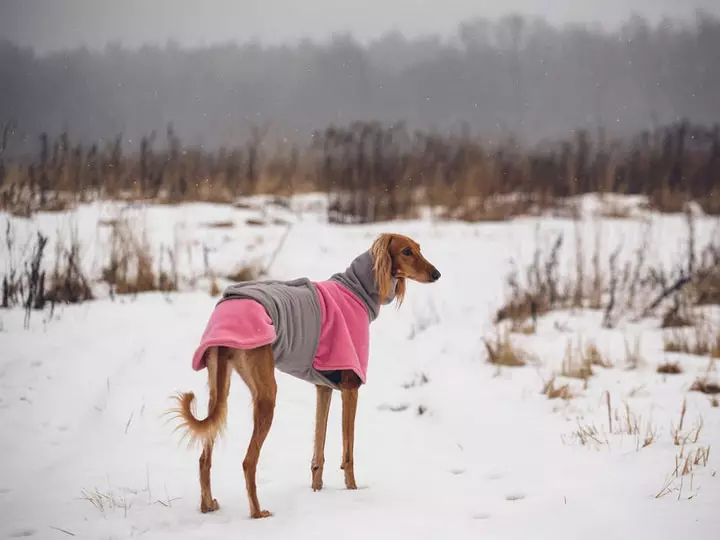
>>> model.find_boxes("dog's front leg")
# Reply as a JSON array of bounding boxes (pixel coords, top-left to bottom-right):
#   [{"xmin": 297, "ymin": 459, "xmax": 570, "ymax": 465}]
[
  {"xmin": 341, "ymin": 387, "xmax": 359, "ymax": 489},
  {"xmin": 311, "ymin": 385, "xmax": 332, "ymax": 491}
]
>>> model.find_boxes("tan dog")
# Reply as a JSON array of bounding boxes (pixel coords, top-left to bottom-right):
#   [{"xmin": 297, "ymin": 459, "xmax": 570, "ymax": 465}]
[{"xmin": 169, "ymin": 233, "xmax": 440, "ymax": 518}]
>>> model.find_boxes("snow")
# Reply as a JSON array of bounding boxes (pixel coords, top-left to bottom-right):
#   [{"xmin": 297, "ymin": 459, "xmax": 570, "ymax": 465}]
[{"xmin": 0, "ymin": 195, "xmax": 718, "ymax": 539}]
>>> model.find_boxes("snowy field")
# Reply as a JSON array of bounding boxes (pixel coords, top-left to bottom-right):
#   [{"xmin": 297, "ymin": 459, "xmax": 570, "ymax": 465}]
[{"xmin": 1, "ymin": 195, "xmax": 719, "ymax": 539}]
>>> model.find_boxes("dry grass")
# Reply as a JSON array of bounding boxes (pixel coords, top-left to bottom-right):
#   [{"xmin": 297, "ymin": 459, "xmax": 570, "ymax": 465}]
[
  {"xmin": 660, "ymin": 304, "xmax": 696, "ymax": 328},
  {"xmin": 202, "ymin": 220, "xmax": 234, "ymax": 229},
  {"xmin": 598, "ymin": 202, "xmax": 633, "ymax": 220},
  {"xmin": 101, "ymin": 218, "xmax": 177, "ymax": 295},
  {"xmin": 689, "ymin": 358, "xmax": 720, "ymax": 395},
  {"xmin": 561, "ymin": 340, "xmax": 594, "ymax": 381},
  {"xmin": 226, "ymin": 263, "xmax": 262, "ymax": 283},
  {"xmin": 482, "ymin": 332, "xmax": 528, "ymax": 367},
  {"xmin": 1, "ymin": 224, "xmax": 94, "ymax": 323},
  {"xmin": 657, "ymin": 361, "xmax": 683, "ymax": 374},
  {"xmin": 656, "ymin": 445, "xmax": 712, "ymax": 498},
  {"xmin": 694, "ymin": 266, "xmax": 720, "ymax": 307},
  {"xmin": 245, "ymin": 218, "xmax": 266, "ymax": 227},
  {"xmin": 5, "ymin": 121, "xmax": 720, "ymax": 222},
  {"xmin": 209, "ymin": 278, "xmax": 221, "ymax": 297},
  {"xmin": 440, "ymin": 196, "xmax": 537, "ymax": 223},
  {"xmin": 542, "ymin": 376, "xmax": 574, "ymax": 400},
  {"xmin": 664, "ymin": 325, "xmax": 720, "ymax": 358},
  {"xmin": 46, "ymin": 239, "xmax": 94, "ymax": 305},
  {"xmin": 624, "ymin": 334, "xmax": 645, "ymax": 370},
  {"xmin": 495, "ymin": 210, "xmax": 720, "ymax": 338},
  {"xmin": 511, "ymin": 319, "xmax": 536, "ymax": 335},
  {"xmin": 568, "ymin": 421, "xmax": 605, "ymax": 446},
  {"xmin": 690, "ymin": 379, "xmax": 720, "ymax": 395}
]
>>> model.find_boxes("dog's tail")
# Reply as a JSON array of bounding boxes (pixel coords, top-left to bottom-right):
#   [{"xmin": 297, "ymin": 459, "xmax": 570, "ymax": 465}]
[{"xmin": 169, "ymin": 347, "xmax": 232, "ymax": 447}]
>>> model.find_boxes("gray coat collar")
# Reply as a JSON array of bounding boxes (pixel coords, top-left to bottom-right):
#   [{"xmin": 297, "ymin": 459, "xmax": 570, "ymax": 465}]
[{"xmin": 328, "ymin": 250, "xmax": 396, "ymax": 322}]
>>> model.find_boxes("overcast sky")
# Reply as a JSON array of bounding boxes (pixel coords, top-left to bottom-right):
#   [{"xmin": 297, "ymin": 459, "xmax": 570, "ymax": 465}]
[{"xmin": 1, "ymin": 0, "xmax": 718, "ymax": 53}]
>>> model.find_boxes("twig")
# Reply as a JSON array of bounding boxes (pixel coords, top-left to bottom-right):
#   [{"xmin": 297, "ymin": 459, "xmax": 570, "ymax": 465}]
[
  {"xmin": 125, "ymin": 412, "xmax": 134, "ymax": 434},
  {"xmin": 641, "ymin": 275, "xmax": 692, "ymax": 318},
  {"xmin": 260, "ymin": 223, "xmax": 293, "ymax": 277},
  {"xmin": 48, "ymin": 526, "xmax": 76, "ymax": 537}
]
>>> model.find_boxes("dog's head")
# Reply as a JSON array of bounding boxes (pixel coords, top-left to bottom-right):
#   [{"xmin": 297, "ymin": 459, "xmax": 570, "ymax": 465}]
[{"xmin": 370, "ymin": 233, "xmax": 440, "ymax": 307}]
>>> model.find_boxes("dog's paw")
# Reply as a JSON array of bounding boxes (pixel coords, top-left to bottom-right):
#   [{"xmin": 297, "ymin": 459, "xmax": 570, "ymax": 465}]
[
  {"xmin": 344, "ymin": 477, "xmax": 358, "ymax": 490},
  {"xmin": 200, "ymin": 499, "xmax": 220, "ymax": 513},
  {"xmin": 251, "ymin": 509, "xmax": 273, "ymax": 519}
]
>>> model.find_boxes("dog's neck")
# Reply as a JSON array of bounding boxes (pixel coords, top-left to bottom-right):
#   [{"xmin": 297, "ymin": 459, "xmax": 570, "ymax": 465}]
[{"xmin": 328, "ymin": 250, "xmax": 396, "ymax": 322}]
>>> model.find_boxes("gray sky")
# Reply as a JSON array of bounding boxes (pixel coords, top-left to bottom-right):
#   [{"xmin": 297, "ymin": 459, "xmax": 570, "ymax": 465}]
[{"xmin": 1, "ymin": 0, "xmax": 718, "ymax": 53}]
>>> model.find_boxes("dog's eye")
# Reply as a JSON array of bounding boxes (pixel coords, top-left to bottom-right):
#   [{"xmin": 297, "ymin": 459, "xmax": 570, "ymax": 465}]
[{"xmin": 402, "ymin": 248, "xmax": 413, "ymax": 256}]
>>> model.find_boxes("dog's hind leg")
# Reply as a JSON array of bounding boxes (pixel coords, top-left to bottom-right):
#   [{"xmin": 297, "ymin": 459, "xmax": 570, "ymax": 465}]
[
  {"xmin": 199, "ymin": 440, "xmax": 218, "ymax": 513},
  {"xmin": 311, "ymin": 385, "xmax": 332, "ymax": 491},
  {"xmin": 232, "ymin": 345, "xmax": 277, "ymax": 519},
  {"xmin": 197, "ymin": 347, "xmax": 231, "ymax": 513}
]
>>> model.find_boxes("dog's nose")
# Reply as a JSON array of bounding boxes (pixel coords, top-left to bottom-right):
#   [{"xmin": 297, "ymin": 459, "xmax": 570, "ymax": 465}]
[{"xmin": 430, "ymin": 269, "xmax": 441, "ymax": 282}]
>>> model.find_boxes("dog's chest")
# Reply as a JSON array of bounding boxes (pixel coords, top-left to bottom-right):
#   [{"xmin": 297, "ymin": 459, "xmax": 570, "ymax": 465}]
[{"xmin": 312, "ymin": 281, "xmax": 371, "ymax": 384}]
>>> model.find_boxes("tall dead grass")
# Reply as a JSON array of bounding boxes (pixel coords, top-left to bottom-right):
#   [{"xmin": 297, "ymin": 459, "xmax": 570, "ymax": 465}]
[
  {"xmin": 2, "ymin": 121, "xmax": 719, "ymax": 221},
  {"xmin": 1, "ymin": 219, "xmax": 94, "ymax": 326},
  {"xmin": 101, "ymin": 218, "xmax": 177, "ymax": 295},
  {"xmin": 496, "ymin": 211, "xmax": 720, "ymax": 333}
]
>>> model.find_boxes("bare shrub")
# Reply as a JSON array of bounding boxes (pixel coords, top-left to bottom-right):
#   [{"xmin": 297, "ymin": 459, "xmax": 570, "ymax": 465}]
[
  {"xmin": 497, "ymin": 211, "xmax": 719, "ymax": 331},
  {"xmin": 1, "ymin": 221, "xmax": 95, "ymax": 326},
  {"xmin": 664, "ymin": 324, "xmax": 720, "ymax": 358},
  {"xmin": 5, "ymin": 121, "xmax": 720, "ymax": 220},
  {"xmin": 495, "ymin": 234, "xmax": 565, "ymax": 326},
  {"xmin": 101, "ymin": 218, "xmax": 176, "ymax": 295},
  {"xmin": 660, "ymin": 298, "xmax": 696, "ymax": 328},
  {"xmin": 46, "ymin": 237, "xmax": 94, "ymax": 305}
]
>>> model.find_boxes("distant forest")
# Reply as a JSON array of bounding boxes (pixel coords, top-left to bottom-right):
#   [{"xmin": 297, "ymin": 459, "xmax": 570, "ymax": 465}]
[{"xmin": 1, "ymin": 12, "xmax": 719, "ymax": 155}]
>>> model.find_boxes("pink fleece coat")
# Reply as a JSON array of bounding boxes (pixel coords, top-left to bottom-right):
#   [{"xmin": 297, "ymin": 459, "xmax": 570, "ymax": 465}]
[{"xmin": 191, "ymin": 280, "xmax": 370, "ymax": 383}]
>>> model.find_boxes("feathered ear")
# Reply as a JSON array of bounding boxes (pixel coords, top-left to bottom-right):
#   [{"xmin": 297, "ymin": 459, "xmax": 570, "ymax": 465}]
[
  {"xmin": 371, "ymin": 233, "xmax": 395, "ymax": 304},
  {"xmin": 394, "ymin": 277, "xmax": 406, "ymax": 308}
]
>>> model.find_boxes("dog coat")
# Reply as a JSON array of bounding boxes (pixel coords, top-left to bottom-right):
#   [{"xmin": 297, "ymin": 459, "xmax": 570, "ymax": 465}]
[{"xmin": 190, "ymin": 250, "xmax": 395, "ymax": 388}]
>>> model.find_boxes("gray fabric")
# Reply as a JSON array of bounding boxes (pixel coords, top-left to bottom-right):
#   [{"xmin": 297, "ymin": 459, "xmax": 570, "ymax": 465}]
[
  {"xmin": 216, "ymin": 250, "xmax": 396, "ymax": 388},
  {"xmin": 217, "ymin": 277, "xmax": 332, "ymax": 387},
  {"xmin": 328, "ymin": 250, "xmax": 396, "ymax": 322}
]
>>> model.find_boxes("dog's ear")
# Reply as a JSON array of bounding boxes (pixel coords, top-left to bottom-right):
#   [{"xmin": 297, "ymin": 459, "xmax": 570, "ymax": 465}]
[
  {"xmin": 371, "ymin": 233, "xmax": 395, "ymax": 304},
  {"xmin": 394, "ymin": 277, "xmax": 406, "ymax": 308}
]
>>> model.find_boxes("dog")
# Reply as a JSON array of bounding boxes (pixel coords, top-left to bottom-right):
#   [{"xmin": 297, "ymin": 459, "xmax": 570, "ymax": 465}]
[{"xmin": 170, "ymin": 233, "xmax": 440, "ymax": 518}]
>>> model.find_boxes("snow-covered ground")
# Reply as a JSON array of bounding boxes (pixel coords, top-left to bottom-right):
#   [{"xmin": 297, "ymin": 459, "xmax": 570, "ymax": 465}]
[{"xmin": 1, "ymin": 195, "xmax": 718, "ymax": 539}]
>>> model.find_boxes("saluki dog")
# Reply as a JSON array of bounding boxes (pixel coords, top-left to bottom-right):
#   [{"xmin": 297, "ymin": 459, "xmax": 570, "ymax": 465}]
[{"xmin": 170, "ymin": 233, "xmax": 440, "ymax": 518}]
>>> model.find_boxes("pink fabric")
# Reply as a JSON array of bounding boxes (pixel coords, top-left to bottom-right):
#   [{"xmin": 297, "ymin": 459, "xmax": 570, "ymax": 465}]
[
  {"xmin": 312, "ymin": 281, "xmax": 370, "ymax": 383},
  {"xmin": 191, "ymin": 280, "xmax": 371, "ymax": 384},
  {"xmin": 191, "ymin": 299, "xmax": 276, "ymax": 371}
]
